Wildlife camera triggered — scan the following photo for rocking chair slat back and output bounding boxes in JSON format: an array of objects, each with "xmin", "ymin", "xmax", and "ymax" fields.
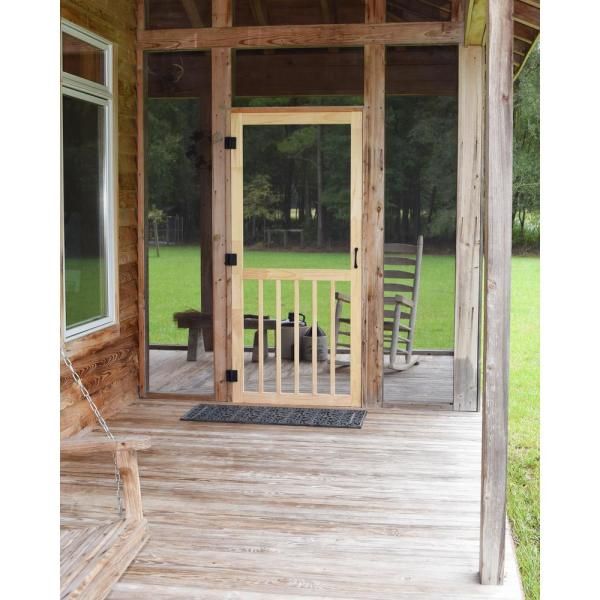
[{"xmin": 383, "ymin": 236, "xmax": 423, "ymax": 370}]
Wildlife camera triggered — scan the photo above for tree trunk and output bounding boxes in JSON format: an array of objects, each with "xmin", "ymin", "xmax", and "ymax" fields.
[
  {"xmin": 153, "ymin": 220, "xmax": 160, "ymax": 257},
  {"xmin": 428, "ymin": 185, "xmax": 438, "ymax": 225}
]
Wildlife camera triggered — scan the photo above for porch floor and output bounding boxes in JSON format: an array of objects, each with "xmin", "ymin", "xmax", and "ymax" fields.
[
  {"xmin": 149, "ymin": 349, "xmax": 454, "ymax": 407},
  {"xmin": 61, "ymin": 398, "xmax": 522, "ymax": 599}
]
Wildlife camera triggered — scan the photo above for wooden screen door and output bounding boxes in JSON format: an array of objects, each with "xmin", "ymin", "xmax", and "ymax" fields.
[{"xmin": 229, "ymin": 108, "xmax": 363, "ymax": 407}]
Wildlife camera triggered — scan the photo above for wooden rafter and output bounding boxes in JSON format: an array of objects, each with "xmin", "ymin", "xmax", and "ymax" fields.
[
  {"xmin": 249, "ymin": 0, "xmax": 268, "ymax": 25},
  {"xmin": 514, "ymin": 32, "xmax": 538, "ymax": 81},
  {"xmin": 319, "ymin": 0, "xmax": 336, "ymax": 24},
  {"xmin": 513, "ymin": 0, "xmax": 540, "ymax": 30},
  {"xmin": 180, "ymin": 0, "xmax": 205, "ymax": 27}
]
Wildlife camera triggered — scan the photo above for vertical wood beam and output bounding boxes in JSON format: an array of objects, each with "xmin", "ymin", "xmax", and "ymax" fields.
[
  {"xmin": 480, "ymin": 0, "xmax": 513, "ymax": 585},
  {"xmin": 115, "ymin": 449, "xmax": 144, "ymax": 521},
  {"xmin": 136, "ymin": 0, "xmax": 148, "ymax": 395},
  {"xmin": 211, "ymin": 1, "xmax": 232, "ymax": 401},
  {"xmin": 362, "ymin": 0, "xmax": 386, "ymax": 407},
  {"xmin": 454, "ymin": 46, "xmax": 483, "ymax": 411}
]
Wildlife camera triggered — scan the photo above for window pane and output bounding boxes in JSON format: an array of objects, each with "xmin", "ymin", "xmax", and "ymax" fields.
[
  {"xmin": 144, "ymin": 52, "xmax": 215, "ymax": 395},
  {"xmin": 384, "ymin": 46, "xmax": 458, "ymax": 351},
  {"xmin": 233, "ymin": 48, "xmax": 364, "ymax": 106},
  {"xmin": 234, "ymin": 0, "xmax": 364, "ymax": 25},
  {"xmin": 63, "ymin": 95, "xmax": 108, "ymax": 330},
  {"xmin": 62, "ymin": 32, "xmax": 105, "ymax": 85},
  {"xmin": 146, "ymin": 0, "xmax": 212, "ymax": 29}
]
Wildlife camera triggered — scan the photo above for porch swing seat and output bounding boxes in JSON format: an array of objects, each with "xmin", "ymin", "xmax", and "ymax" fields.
[{"xmin": 60, "ymin": 435, "xmax": 151, "ymax": 600}]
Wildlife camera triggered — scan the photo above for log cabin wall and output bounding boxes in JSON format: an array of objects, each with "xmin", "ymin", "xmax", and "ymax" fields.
[{"xmin": 60, "ymin": 0, "xmax": 139, "ymax": 438}]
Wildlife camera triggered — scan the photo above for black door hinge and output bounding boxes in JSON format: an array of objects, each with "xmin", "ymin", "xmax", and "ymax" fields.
[
  {"xmin": 225, "ymin": 253, "xmax": 237, "ymax": 266},
  {"xmin": 226, "ymin": 369, "xmax": 238, "ymax": 383},
  {"xmin": 224, "ymin": 136, "xmax": 237, "ymax": 150}
]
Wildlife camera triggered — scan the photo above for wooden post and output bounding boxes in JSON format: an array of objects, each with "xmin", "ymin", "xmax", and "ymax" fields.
[
  {"xmin": 136, "ymin": 0, "xmax": 148, "ymax": 395},
  {"xmin": 480, "ymin": 0, "xmax": 513, "ymax": 585},
  {"xmin": 115, "ymin": 449, "xmax": 144, "ymax": 521},
  {"xmin": 454, "ymin": 46, "xmax": 483, "ymax": 412},
  {"xmin": 362, "ymin": 0, "xmax": 386, "ymax": 407},
  {"xmin": 211, "ymin": 0, "xmax": 232, "ymax": 402}
]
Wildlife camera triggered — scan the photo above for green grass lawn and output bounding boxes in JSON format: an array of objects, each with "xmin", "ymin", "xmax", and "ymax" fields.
[
  {"xmin": 148, "ymin": 246, "xmax": 539, "ymax": 598},
  {"xmin": 148, "ymin": 246, "xmax": 455, "ymax": 348},
  {"xmin": 508, "ymin": 257, "xmax": 540, "ymax": 600}
]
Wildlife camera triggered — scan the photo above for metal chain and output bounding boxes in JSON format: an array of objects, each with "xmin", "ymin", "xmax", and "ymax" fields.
[{"xmin": 61, "ymin": 348, "xmax": 123, "ymax": 517}]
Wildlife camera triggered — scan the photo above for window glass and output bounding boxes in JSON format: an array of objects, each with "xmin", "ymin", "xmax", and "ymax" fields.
[
  {"xmin": 144, "ymin": 52, "xmax": 215, "ymax": 395},
  {"xmin": 233, "ymin": 48, "xmax": 364, "ymax": 106},
  {"xmin": 63, "ymin": 95, "xmax": 109, "ymax": 329},
  {"xmin": 62, "ymin": 32, "xmax": 105, "ymax": 85},
  {"xmin": 385, "ymin": 46, "xmax": 458, "ymax": 350}
]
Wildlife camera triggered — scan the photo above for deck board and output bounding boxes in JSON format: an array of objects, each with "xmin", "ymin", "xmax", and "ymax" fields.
[
  {"xmin": 61, "ymin": 398, "xmax": 522, "ymax": 599},
  {"xmin": 149, "ymin": 349, "xmax": 453, "ymax": 406}
]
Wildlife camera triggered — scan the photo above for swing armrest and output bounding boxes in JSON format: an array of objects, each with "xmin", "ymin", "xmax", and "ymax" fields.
[{"xmin": 61, "ymin": 435, "xmax": 152, "ymax": 456}]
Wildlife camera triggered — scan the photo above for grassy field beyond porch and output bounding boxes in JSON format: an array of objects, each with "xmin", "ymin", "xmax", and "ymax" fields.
[{"xmin": 148, "ymin": 246, "xmax": 455, "ymax": 348}]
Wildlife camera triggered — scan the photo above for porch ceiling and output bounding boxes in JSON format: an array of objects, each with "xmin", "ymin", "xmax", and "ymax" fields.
[
  {"xmin": 465, "ymin": 0, "xmax": 540, "ymax": 80},
  {"xmin": 61, "ymin": 398, "xmax": 523, "ymax": 598}
]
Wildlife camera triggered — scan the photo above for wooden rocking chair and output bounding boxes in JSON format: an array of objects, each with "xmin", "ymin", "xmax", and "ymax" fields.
[
  {"xmin": 60, "ymin": 435, "xmax": 151, "ymax": 600},
  {"xmin": 383, "ymin": 237, "xmax": 423, "ymax": 370},
  {"xmin": 334, "ymin": 236, "xmax": 423, "ymax": 372}
]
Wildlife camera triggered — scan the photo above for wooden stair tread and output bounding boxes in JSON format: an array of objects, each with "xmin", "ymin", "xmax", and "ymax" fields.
[{"xmin": 60, "ymin": 519, "xmax": 149, "ymax": 600}]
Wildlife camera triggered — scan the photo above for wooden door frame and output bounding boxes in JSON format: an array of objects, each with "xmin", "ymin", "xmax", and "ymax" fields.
[{"xmin": 228, "ymin": 106, "xmax": 363, "ymax": 407}]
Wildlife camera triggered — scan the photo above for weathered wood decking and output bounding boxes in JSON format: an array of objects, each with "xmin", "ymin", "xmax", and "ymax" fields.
[
  {"xmin": 149, "ymin": 349, "xmax": 454, "ymax": 406},
  {"xmin": 61, "ymin": 398, "xmax": 522, "ymax": 599}
]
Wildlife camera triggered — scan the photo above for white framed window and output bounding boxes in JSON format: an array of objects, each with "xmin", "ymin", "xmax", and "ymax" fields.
[{"xmin": 61, "ymin": 20, "xmax": 116, "ymax": 340}]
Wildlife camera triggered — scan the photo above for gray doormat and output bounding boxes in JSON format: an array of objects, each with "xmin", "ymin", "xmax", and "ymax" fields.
[{"xmin": 181, "ymin": 404, "xmax": 367, "ymax": 429}]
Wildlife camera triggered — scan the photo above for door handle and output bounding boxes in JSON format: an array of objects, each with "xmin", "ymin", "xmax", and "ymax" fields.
[{"xmin": 354, "ymin": 247, "xmax": 359, "ymax": 269}]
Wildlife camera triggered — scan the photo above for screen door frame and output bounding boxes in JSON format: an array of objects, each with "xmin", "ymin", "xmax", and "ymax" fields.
[{"xmin": 229, "ymin": 107, "xmax": 363, "ymax": 407}]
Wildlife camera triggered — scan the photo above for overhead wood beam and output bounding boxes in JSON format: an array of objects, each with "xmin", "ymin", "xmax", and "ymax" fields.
[
  {"xmin": 480, "ymin": 0, "xmax": 513, "ymax": 585},
  {"xmin": 464, "ymin": 0, "xmax": 486, "ymax": 45},
  {"xmin": 454, "ymin": 45, "xmax": 483, "ymax": 412},
  {"xmin": 180, "ymin": 0, "xmax": 205, "ymax": 27},
  {"xmin": 138, "ymin": 21, "xmax": 464, "ymax": 50}
]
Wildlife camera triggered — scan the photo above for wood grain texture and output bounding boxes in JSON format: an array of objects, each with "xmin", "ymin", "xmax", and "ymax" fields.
[
  {"xmin": 61, "ymin": 519, "xmax": 149, "ymax": 600},
  {"xmin": 61, "ymin": 397, "xmax": 523, "ymax": 599},
  {"xmin": 61, "ymin": 0, "xmax": 139, "ymax": 438},
  {"xmin": 211, "ymin": 44, "xmax": 232, "ymax": 401},
  {"xmin": 138, "ymin": 21, "xmax": 464, "ymax": 50},
  {"xmin": 454, "ymin": 46, "xmax": 483, "ymax": 412},
  {"xmin": 480, "ymin": 0, "xmax": 513, "ymax": 585},
  {"xmin": 465, "ymin": 0, "xmax": 487, "ymax": 45},
  {"xmin": 362, "ymin": 44, "xmax": 385, "ymax": 408}
]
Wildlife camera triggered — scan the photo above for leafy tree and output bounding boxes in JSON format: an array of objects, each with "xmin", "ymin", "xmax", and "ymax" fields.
[{"xmin": 513, "ymin": 40, "xmax": 540, "ymax": 239}]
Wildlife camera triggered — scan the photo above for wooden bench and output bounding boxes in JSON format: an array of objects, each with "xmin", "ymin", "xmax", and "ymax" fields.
[
  {"xmin": 173, "ymin": 311, "xmax": 213, "ymax": 361},
  {"xmin": 174, "ymin": 310, "xmax": 277, "ymax": 362},
  {"xmin": 60, "ymin": 435, "xmax": 151, "ymax": 600}
]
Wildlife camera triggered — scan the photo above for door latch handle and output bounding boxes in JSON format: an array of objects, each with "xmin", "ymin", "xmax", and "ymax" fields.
[{"xmin": 354, "ymin": 247, "xmax": 359, "ymax": 269}]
